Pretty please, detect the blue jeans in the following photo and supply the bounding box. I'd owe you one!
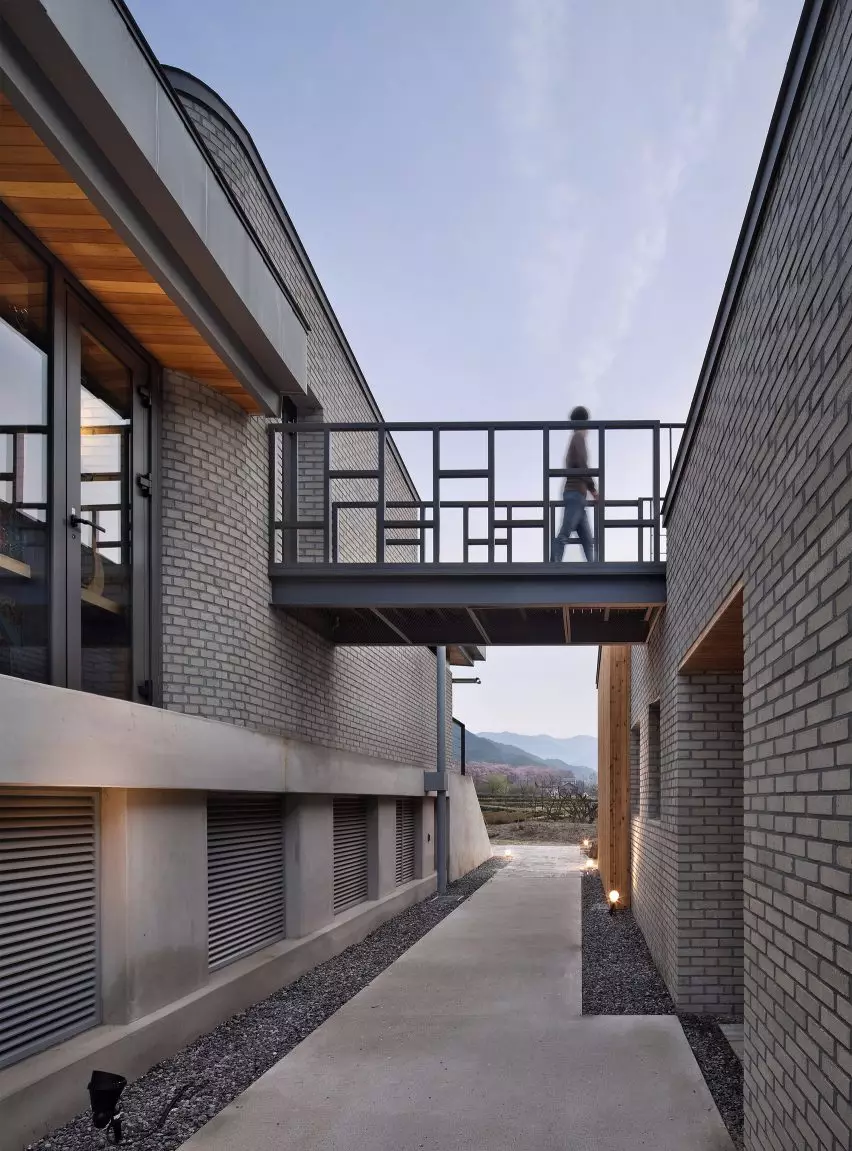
[551,491,594,562]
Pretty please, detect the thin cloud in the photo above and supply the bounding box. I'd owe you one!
[506,0,584,378]
[727,0,761,54]
[574,1,763,401]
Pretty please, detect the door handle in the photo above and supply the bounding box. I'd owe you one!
[69,511,105,533]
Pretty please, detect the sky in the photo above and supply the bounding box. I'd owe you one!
[134,0,802,740]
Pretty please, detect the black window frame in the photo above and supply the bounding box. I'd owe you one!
[0,200,162,705]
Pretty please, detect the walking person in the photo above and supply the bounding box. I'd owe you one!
[551,406,597,562]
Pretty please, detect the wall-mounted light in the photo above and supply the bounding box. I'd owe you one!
[452,677,481,685]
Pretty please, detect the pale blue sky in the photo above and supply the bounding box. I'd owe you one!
[135,0,801,739]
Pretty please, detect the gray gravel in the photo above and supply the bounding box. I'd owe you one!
[26,858,506,1151]
[581,868,674,1015]
[582,871,743,1151]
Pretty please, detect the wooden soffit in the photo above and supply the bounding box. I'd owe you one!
[680,583,744,674]
[0,94,258,411]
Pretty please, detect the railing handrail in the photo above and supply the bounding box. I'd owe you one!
[269,419,685,433]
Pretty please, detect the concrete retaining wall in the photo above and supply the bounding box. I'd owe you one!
[448,773,491,882]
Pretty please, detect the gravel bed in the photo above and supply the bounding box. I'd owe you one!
[581,871,743,1151]
[28,858,507,1151]
[581,869,674,1015]
[679,1014,744,1151]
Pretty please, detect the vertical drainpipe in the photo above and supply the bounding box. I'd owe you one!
[436,645,448,894]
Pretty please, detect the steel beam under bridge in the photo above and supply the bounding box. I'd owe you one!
[270,562,666,646]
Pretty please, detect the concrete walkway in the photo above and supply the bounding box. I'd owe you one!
[181,846,733,1150]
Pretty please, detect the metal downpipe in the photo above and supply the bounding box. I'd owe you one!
[436,644,448,894]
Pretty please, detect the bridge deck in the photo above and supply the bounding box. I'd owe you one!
[270,562,665,645]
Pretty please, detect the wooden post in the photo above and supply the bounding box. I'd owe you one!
[596,645,631,907]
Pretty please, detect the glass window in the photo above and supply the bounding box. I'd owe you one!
[0,221,49,683]
[79,329,133,700]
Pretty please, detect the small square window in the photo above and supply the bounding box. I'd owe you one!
[647,701,661,820]
[630,724,640,816]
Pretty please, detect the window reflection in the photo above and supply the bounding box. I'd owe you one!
[0,221,49,683]
[79,330,132,699]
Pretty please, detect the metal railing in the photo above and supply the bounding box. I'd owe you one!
[269,420,684,567]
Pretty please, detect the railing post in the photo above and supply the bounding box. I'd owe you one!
[376,427,386,564]
[487,428,495,563]
[542,428,550,563]
[652,425,661,562]
[432,428,441,563]
[267,427,276,567]
[281,427,298,565]
[323,429,331,563]
[596,427,605,563]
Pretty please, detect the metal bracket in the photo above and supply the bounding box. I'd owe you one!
[424,771,447,793]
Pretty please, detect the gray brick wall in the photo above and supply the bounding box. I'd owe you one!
[157,82,446,765]
[631,1,852,1146]
[161,371,441,766]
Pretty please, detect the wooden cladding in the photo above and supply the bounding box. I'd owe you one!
[680,584,744,674]
[597,645,631,908]
[0,95,258,411]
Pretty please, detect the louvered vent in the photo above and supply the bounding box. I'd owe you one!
[333,797,369,914]
[207,794,284,971]
[0,790,99,1070]
[395,799,417,886]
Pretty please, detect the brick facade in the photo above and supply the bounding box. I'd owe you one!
[630,1,852,1147]
[157,85,447,768]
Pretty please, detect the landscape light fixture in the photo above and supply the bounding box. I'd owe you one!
[582,838,590,848]
[608,889,620,915]
[88,1070,127,1143]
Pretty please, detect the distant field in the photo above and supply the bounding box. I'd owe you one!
[487,819,597,846]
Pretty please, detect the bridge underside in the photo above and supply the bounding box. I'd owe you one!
[270,563,666,646]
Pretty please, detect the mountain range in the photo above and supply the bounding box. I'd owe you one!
[456,729,597,783]
[480,732,597,775]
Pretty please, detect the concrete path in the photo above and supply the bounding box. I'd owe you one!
[181,846,733,1151]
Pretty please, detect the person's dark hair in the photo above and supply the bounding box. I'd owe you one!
[570,405,590,422]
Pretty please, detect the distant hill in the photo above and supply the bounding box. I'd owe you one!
[478,732,597,780]
[453,730,588,783]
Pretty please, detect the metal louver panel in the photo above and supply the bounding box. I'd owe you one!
[0,790,99,1070]
[333,797,369,914]
[395,799,417,886]
[207,794,284,971]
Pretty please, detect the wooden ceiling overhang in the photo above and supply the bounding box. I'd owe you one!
[0,94,263,409]
[0,0,309,416]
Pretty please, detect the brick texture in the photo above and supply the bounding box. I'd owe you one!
[158,88,449,768]
[631,2,852,1147]
[161,371,441,765]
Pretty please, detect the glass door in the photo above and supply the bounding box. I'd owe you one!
[0,220,50,683]
[66,297,151,700]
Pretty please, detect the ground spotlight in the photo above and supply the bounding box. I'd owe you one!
[88,1069,127,1143]
[608,889,620,915]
